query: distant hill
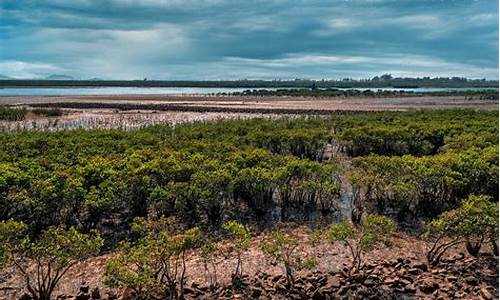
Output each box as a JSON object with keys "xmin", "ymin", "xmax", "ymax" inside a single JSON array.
[
  {"xmin": 0, "ymin": 75, "xmax": 12, "ymax": 80},
  {"xmin": 45, "ymin": 74, "xmax": 74, "ymax": 80}
]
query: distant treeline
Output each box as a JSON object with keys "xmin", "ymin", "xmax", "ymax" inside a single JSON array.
[
  {"xmin": 227, "ymin": 88, "xmax": 499, "ymax": 99},
  {"xmin": 0, "ymin": 75, "xmax": 498, "ymax": 88}
]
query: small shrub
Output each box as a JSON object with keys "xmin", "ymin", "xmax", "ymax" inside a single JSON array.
[
  {"xmin": 327, "ymin": 215, "xmax": 395, "ymax": 276},
  {"xmin": 0, "ymin": 220, "xmax": 27, "ymax": 267},
  {"xmin": 260, "ymin": 229, "xmax": 316, "ymax": 287},
  {"xmin": 222, "ymin": 220, "xmax": 251, "ymax": 281},
  {"xmin": 425, "ymin": 195, "xmax": 498, "ymax": 265},
  {"xmin": 2, "ymin": 224, "xmax": 103, "ymax": 300},
  {"xmin": 105, "ymin": 217, "xmax": 200, "ymax": 300}
]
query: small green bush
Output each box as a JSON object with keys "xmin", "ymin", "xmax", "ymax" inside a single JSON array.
[
  {"xmin": 327, "ymin": 215, "xmax": 395, "ymax": 276},
  {"xmin": 260, "ymin": 229, "xmax": 316, "ymax": 287},
  {"xmin": 105, "ymin": 217, "xmax": 200, "ymax": 300},
  {"xmin": 222, "ymin": 220, "xmax": 251, "ymax": 280},
  {"xmin": 1, "ymin": 223, "xmax": 103, "ymax": 300},
  {"xmin": 425, "ymin": 194, "xmax": 498, "ymax": 265}
]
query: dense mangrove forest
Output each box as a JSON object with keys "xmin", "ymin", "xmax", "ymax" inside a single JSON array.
[{"xmin": 0, "ymin": 109, "xmax": 498, "ymax": 300}]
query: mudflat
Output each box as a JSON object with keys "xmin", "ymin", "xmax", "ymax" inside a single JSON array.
[{"xmin": 0, "ymin": 94, "xmax": 497, "ymax": 111}]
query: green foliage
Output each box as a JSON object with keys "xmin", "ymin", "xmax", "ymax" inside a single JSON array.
[
  {"xmin": 105, "ymin": 217, "xmax": 201, "ymax": 299},
  {"xmin": 425, "ymin": 194, "xmax": 498, "ymax": 265},
  {"xmin": 0, "ymin": 106, "xmax": 26, "ymax": 121},
  {"xmin": 309, "ymin": 228, "xmax": 324, "ymax": 248},
  {"xmin": 364, "ymin": 214, "xmax": 397, "ymax": 238},
  {"xmin": 223, "ymin": 220, "xmax": 251, "ymax": 251},
  {"xmin": 3, "ymin": 225, "xmax": 102, "ymax": 300},
  {"xmin": 260, "ymin": 230, "xmax": 314, "ymax": 287},
  {"xmin": 349, "ymin": 144, "xmax": 498, "ymax": 223},
  {"xmin": 223, "ymin": 220, "xmax": 251, "ymax": 279},
  {"xmin": 0, "ymin": 108, "xmax": 497, "ymax": 297},
  {"xmin": 337, "ymin": 110, "xmax": 498, "ymax": 157},
  {"xmin": 327, "ymin": 221, "xmax": 356, "ymax": 242},
  {"xmin": 250, "ymin": 128, "xmax": 330, "ymax": 161},
  {"xmin": 0, "ymin": 105, "xmax": 497, "ymax": 300},
  {"xmin": 0, "ymin": 220, "xmax": 27, "ymax": 267},
  {"xmin": 0, "ymin": 110, "xmax": 495, "ymax": 247},
  {"xmin": 327, "ymin": 215, "xmax": 395, "ymax": 275}
]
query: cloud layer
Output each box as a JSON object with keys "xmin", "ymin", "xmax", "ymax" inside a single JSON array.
[{"xmin": 1, "ymin": 0, "xmax": 498, "ymax": 79}]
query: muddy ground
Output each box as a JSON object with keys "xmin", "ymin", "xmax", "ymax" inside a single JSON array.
[
  {"xmin": 0, "ymin": 94, "xmax": 497, "ymax": 111},
  {"xmin": 0, "ymin": 94, "xmax": 496, "ymax": 131}
]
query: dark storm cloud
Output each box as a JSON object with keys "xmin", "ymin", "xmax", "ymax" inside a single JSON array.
[{"xmin": 0, "ymin": 0, "xmax": 497, "ymax": 79}]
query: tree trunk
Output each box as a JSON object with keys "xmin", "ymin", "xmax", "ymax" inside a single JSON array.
[
  {"xmin": 491, "ymin": 240, "xmax": 498, "ymax": 256},
  {"xmin": 285, "ymin": 265, "xmax": 294, "ymax": 288},
  {"xmin": 465, "ymin": 240, "xmax": 482, "ymax": 257}
]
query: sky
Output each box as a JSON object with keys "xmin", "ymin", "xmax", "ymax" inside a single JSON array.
[{"xmin": 0, "ymin": 0, "xmax": 498, "ymax": 80}]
